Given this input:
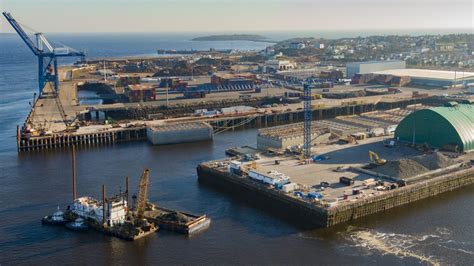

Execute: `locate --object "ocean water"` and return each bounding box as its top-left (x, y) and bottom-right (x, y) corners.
top-left (0, 33), bottom-right (473, 265)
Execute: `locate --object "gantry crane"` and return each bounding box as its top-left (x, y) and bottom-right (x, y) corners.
top-left (2, 12), bottom-right (85, 95)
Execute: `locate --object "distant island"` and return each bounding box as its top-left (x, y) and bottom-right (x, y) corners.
top-left (192, 34), bottom-right (274, 42)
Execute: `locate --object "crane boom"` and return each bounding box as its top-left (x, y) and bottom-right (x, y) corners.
top-left (368, 150), bottom-right (387, 165)
top-left (2, 12), bottom-right (40, 55)
top-left (135, 169), bottom-right (150, 219)
top-left (2, 12), bottom-right (85, 94)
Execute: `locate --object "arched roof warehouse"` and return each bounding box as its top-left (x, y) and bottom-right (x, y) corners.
top-left (395, 104), bottom-right (474, 152)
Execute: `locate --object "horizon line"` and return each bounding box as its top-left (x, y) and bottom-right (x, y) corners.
top-left (0, 28), bottom-right (472, 35)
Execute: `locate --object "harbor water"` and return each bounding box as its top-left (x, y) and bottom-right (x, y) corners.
top-left (0, 33), bottom-right (473, 265)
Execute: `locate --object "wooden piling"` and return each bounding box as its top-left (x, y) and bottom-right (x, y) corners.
top-left (102, 184), bottom-right (106, 225)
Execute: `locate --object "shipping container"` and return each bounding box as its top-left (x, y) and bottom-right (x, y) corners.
top-left (339, 176), bottom-right (354, 186)
top-left (281, 182), bottom-right (299, 193)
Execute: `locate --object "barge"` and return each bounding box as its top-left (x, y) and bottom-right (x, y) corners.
top-left (145, 204), bottom-right (211, 235)
top-left (42, 149), bottom-right (209, 240)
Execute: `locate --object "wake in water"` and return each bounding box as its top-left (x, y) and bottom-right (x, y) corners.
top-left (346, 227), bottom-right (440, 266)
top-left (338, 226), bottom-right (474, 265)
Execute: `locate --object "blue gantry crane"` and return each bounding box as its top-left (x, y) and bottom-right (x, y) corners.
top-left (2, 12), bottom-right (85, 95)
top-left (303, 83), bottom-right (312, 158)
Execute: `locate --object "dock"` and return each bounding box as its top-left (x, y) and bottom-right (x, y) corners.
top-left (15, 55), bottom-right (472, 153)
top-left (18, 78), bottom-right (429, 152)
top-left (197, 145), bottom-right (474, 227)
top-left (195, 103), bottom-right (474, 227)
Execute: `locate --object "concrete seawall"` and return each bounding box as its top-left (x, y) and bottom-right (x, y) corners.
top-left (197, 163), bottom-right (474, 227)
top-left (146, 122), bottom-right (213, 145)
top-left (326, 167), bottom-right (474, 226)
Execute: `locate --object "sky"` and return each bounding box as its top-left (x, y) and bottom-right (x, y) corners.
top-left (0, 0), bottom-right (472, 33)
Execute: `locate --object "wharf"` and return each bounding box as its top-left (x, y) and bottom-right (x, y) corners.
top-left (18, 92), bottom-right (426, 152)
top-left (197, 140), bottom-right (474, 227)
top-left (18, 63), bottom-right (463, 152)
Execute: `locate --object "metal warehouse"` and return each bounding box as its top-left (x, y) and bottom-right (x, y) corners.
top-left (395, 104), bottom-right (474, 152)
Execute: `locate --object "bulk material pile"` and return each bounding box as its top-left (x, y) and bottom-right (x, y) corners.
top-left (372, 152), bottom-right (455, 179)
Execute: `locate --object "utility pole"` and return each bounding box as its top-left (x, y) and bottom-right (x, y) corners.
top-left (103, 60), bottom-right (107, 81)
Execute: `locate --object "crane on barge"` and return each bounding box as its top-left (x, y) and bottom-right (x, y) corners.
top-left (134, 168), bottom-right (150, 220)
top-left (2, 12), bottom-right (85, 95)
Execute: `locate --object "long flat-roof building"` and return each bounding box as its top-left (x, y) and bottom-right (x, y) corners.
top-left (371, 69), bottom-right (474, 88)
top-left (346, 60), bottom-right (406, 79)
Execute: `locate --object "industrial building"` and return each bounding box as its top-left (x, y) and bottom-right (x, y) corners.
top-left (211, 73), bottom-right (256, 85)
top-left (257, 107), bottom-right (417, 150)
top-left (369, 69), bottom-right (474, 88)
top-left (264, 60), bottom-right (295, 72)
top-left (346, 60), bottom-right (406, 79)
top-left (395, 104), bottom-right (474, 152)
top-left (125, 84), bottom-right (156, 102)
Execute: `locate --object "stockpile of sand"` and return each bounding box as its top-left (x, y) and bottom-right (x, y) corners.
top-left (372, 152), bottom-right (454, 179)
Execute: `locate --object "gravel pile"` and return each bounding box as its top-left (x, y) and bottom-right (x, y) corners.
top-left (158, 211), bottom-right (192, 223)
top-left (374, 159), bottom-right (429, 179)
top-left (411, 152), bottom-right (455, 170)
top-left (372, 152), bottom-right (455, 179)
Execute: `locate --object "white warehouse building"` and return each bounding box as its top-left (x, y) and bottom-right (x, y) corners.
top-left (346, 60), bottom-right (406, 79)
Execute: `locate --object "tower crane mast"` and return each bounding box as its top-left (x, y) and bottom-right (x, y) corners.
top-left (303, 83), bottom-right (312, 159)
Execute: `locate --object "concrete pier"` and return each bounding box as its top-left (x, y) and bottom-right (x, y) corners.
top-left (197, 159), bottom-right (474, 227)
top-left (17, 98), bottom-right (426, 152)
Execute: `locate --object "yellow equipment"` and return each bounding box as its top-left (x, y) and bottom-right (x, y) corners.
top-left (135, 169), bottom-right (150, 220)
top-left (368, 150), bottom-right (386, 165)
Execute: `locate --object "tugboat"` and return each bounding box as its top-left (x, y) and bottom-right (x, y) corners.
top-left (65, 218), bottom-right (89, 232)
top-left (42, 207), bottom-right (67, 225)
